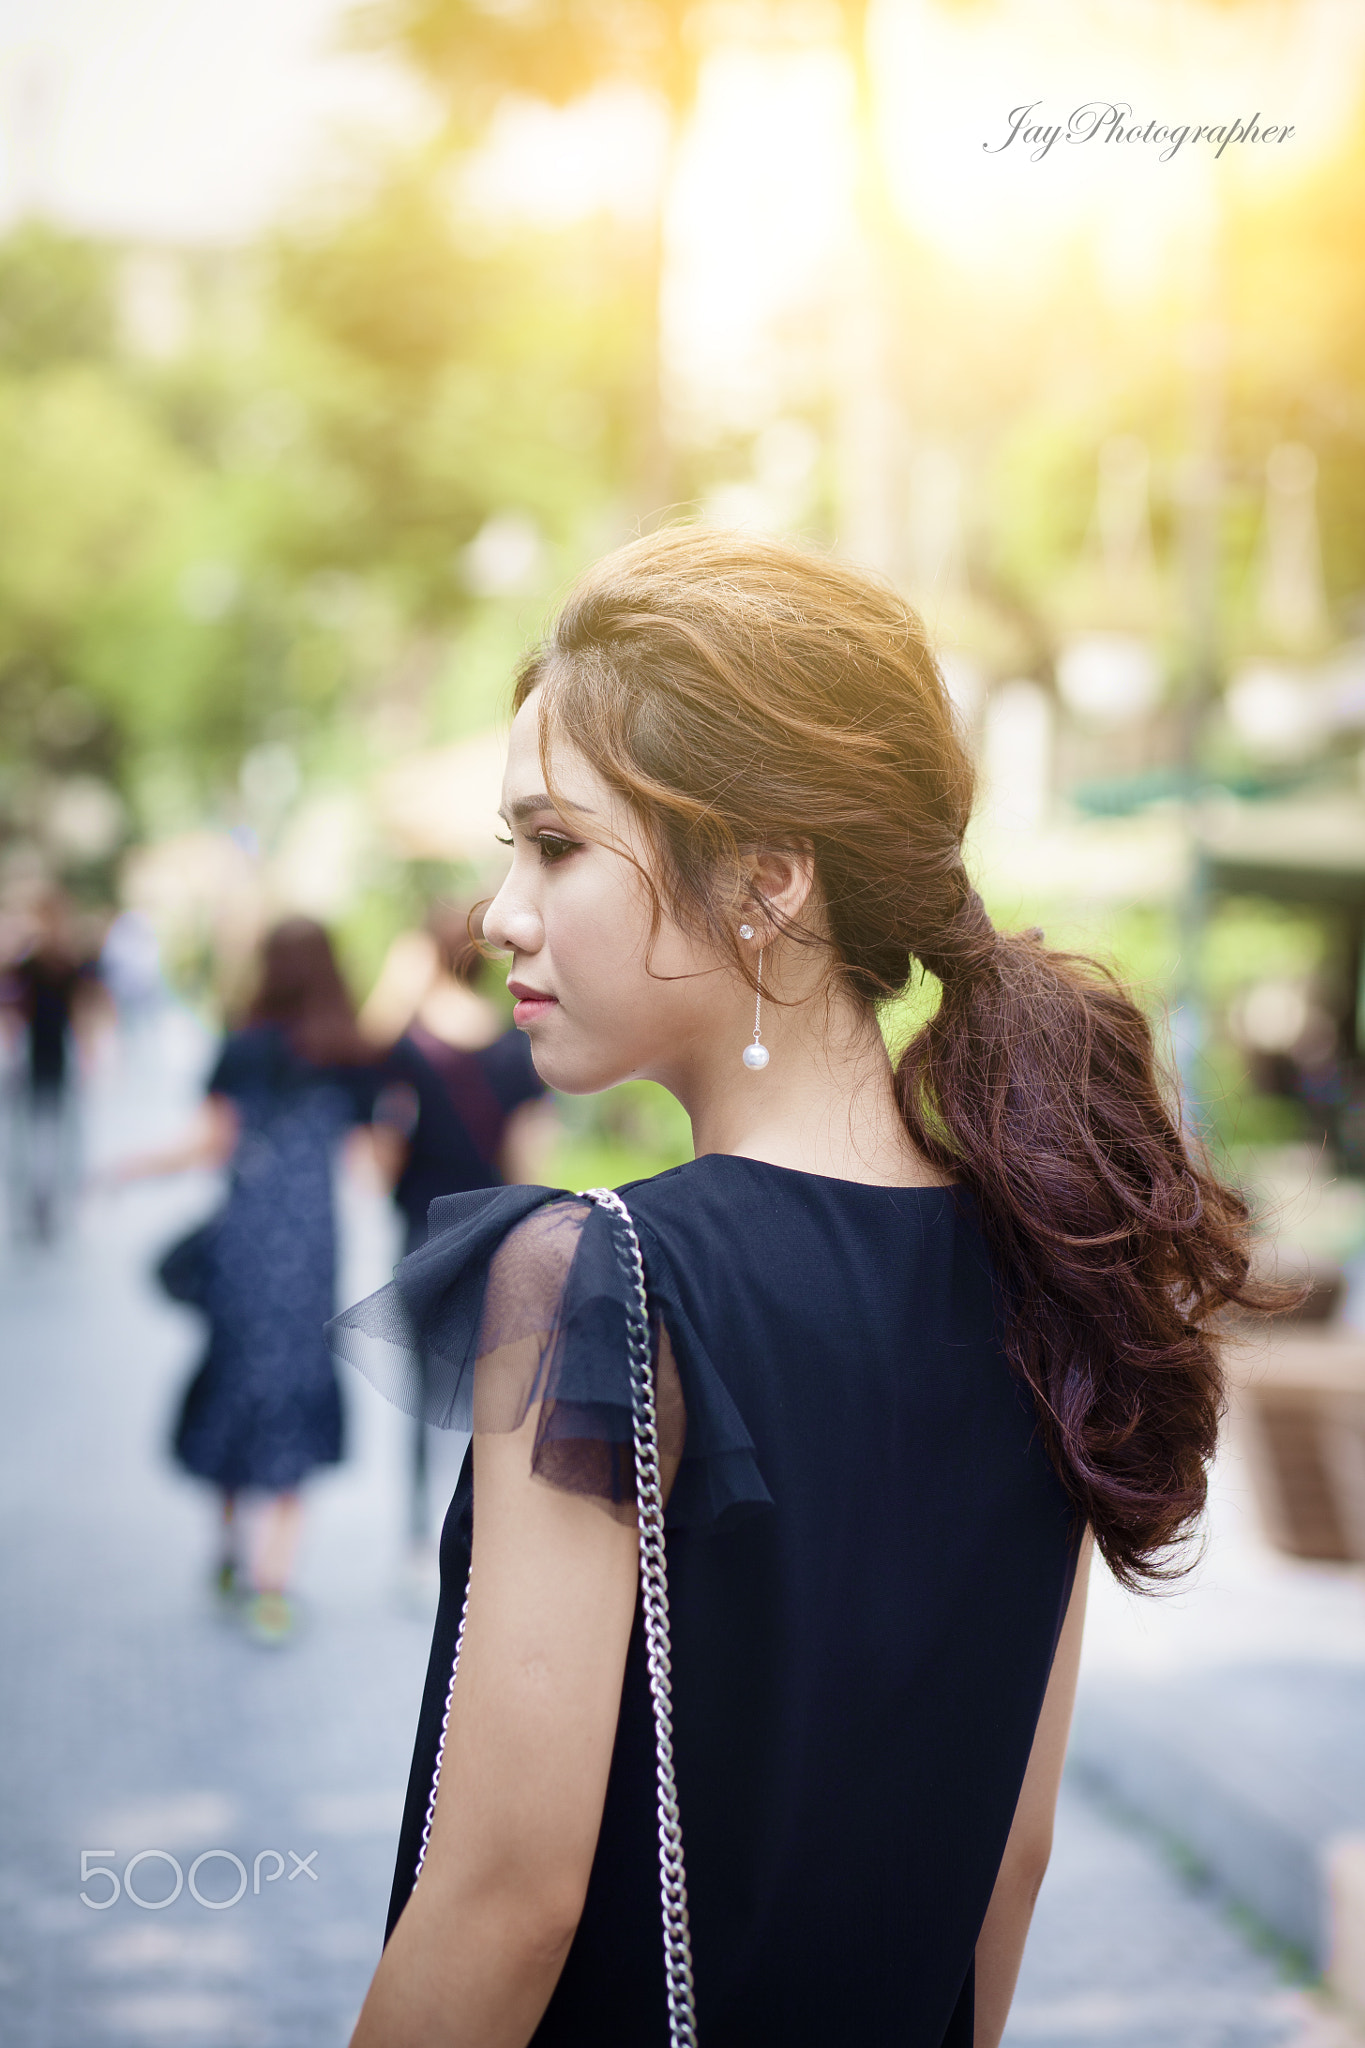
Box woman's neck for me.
[682,998,950,1190]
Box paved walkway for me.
[0,1015,448,2046]
[1069,1352,1365,1978]
[0,1019,1353,2045]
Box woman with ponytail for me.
[336,528,1266,2048]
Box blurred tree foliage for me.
[0,183,651,847]
[354,0,878,120]
[3,18,1355,848]
[1226,113,1365,617]
[0,369,192,780]
[346,0,701,514]
[268,171,651,619]
[351,0,877,509]
[351,0,700,125]
[0,222,115,371]
[0,6,1361,1185]
[875,108,1365,672]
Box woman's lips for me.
[512,996,556,1026]
[509,983,557,1027]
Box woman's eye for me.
[493,826,578,860]
[536,833,578,864]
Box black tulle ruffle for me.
[326,1184,772,1531]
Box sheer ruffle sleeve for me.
[326,1184,771,1532]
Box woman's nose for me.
[482,873,541,958]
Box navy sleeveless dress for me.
[330,1154,1079,2047]
[171,1027,377,1492]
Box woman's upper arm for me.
[1008,1529,1091,1865]
[348,1200,656,2046]
[973,1529,1092,2047]
[203,1093,240,1160]
[420,1408,640,1923]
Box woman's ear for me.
[742,843,817,938]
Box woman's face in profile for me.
[482,689,729,1096]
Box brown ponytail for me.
[517,524,1270,1588]
[898,890,1252,1587]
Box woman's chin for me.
[523,1033,636,1099]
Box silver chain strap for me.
[410,1190,698,2048]
[585,1187,698,2048]
[412,1587,468,1883]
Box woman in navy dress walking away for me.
[334,528,1271,2045]
[120,918,379,1642]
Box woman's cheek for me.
[564,872,635,976]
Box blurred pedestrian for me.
[0,885,107,1243]
[114,917,380,1645]
[362,902,556,1557]
[99,908,167,1059]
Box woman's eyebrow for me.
[500,793,596,823]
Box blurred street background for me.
[3,0,1365,2042]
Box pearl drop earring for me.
[738,926,769,1070]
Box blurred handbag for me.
[155,1215,222,1310]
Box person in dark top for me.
[331,530,1275,2047]
[116,918,379,1645]
[1,886,106,1241]
[367,904,552,1256]
[383,1025,546,1244]
[363,904,553,1550]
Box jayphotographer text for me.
[986,101,1296,164]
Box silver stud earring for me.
[741,939,769,1070]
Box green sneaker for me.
[214,1560,243,1608]
[242,1591,295,1647]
